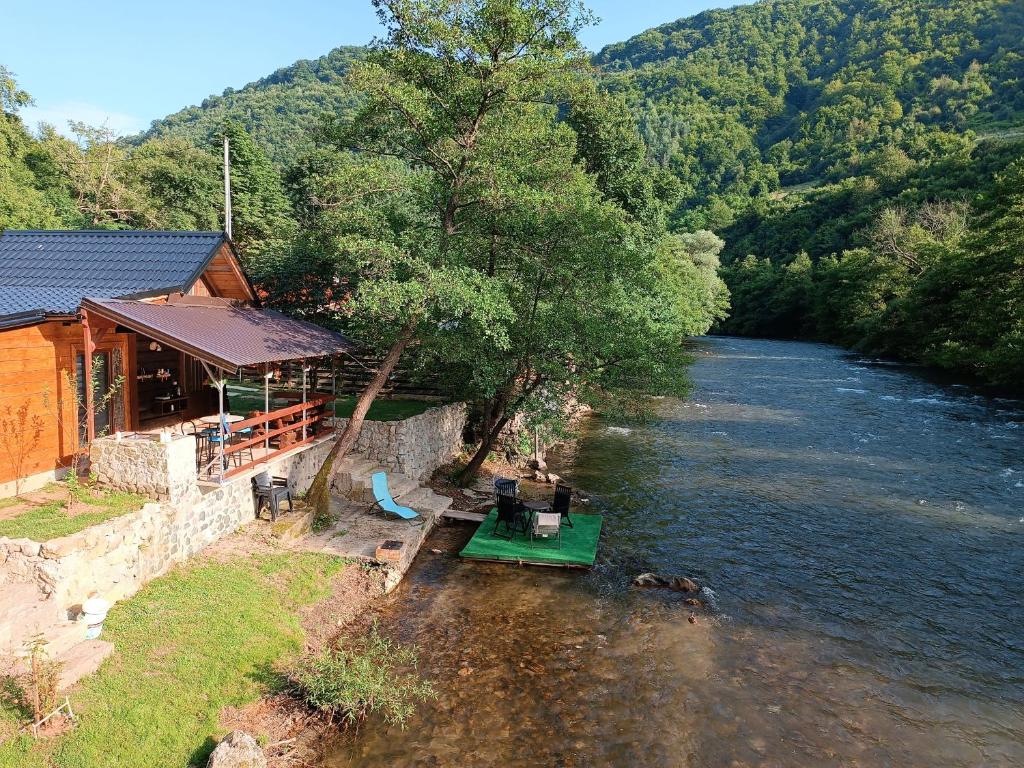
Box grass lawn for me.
[0,552,345,768]
[225,385,435,422]
[0,487,148,542]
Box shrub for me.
[2,635,63,726]
[287,625,435,728]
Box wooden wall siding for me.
[0,321,131,486]
[194,243,253,301]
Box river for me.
[324,337,1024,767]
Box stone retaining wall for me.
[0,435,335,661]
[334,402,467,479]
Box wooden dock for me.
[459,510,602,568]
[441,508,488,523]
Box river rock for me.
[670,577,700,593]
[632,573,701,592]
[207,730,266,768]
[632,572,666,587]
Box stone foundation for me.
[333,402,467,479]
[0,434,335,664]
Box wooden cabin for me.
[0,230,352,496]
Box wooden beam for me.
[81,310,96,444]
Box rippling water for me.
[325,337,1024,767]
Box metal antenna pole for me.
[223,136,232,240]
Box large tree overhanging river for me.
[326,337,1024,767]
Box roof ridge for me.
[1,229,225,237]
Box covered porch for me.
[79,296,355,483]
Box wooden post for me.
[301,363,309,441]
[81,310,96,444]
[264,365,271,456]
[201,361,227,482]
[217,378,226,481]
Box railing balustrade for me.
[199,393,335,480]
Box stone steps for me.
[332,454,421,504]
[397,486,453,517]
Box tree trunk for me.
[457,410,513,486]
[306,319,418,516]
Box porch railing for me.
[203,393,335,480]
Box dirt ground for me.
[0,487,69,521]
[207,522,387,766]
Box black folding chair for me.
[551,483,574,528]
[252,470,293,521]
[493,491,527,540]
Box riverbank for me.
[0,451,585,767]
[0,525,385,767]
[318,337,1024,767]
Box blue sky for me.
[7,1,747,137]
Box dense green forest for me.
[2,0,1022,389]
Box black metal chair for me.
[252,470,293,521]
[178,419,207,472]
[494,477,518,499]
[493,491,527,540]
[552,483,574,528]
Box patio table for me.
[199,414,244,425]
[521,500,551,529]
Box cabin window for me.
[76,351,113,444]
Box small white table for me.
[199,414,244,426]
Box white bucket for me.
[82,597,110,640]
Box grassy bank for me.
[0,487,148,542]
[0,552,346,767]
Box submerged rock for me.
[632,572,665,587]
[207,731,266,768]
[671,577,700,593]
[631,573,701,592]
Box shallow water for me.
[324,337,1024,767]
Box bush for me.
[287,625,435,728]
[2,635,63,726]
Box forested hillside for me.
[3,0,1022,388]
[139,47,364,167]
[600,0,1024,387]
[597,0,1023,227]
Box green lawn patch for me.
[459,510,603,567]
[225,385,435,422]
[0,552,345,768]
[332,396,433,421]
[0,489,148,542]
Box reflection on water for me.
[324,337,1024,767]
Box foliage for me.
[720,139,1024,390]
[287,625,435,728]
[137,47,366,167]
[597,0,1024,227]
[0,400,45,497]
[4,0,1023,390]
[0,553,345,768]
[1,635,63,727]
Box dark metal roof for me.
[81,298,355,370]
[0,230,227,322]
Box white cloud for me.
[19,101,148,138]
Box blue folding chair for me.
[371,472,422,524]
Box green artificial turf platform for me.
[459,509,603,567]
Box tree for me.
[221,121,295,255]
[301,0,599,497]
[0,67,74,229]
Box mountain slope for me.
[596,0,1024,228]
[138,46,364,166]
